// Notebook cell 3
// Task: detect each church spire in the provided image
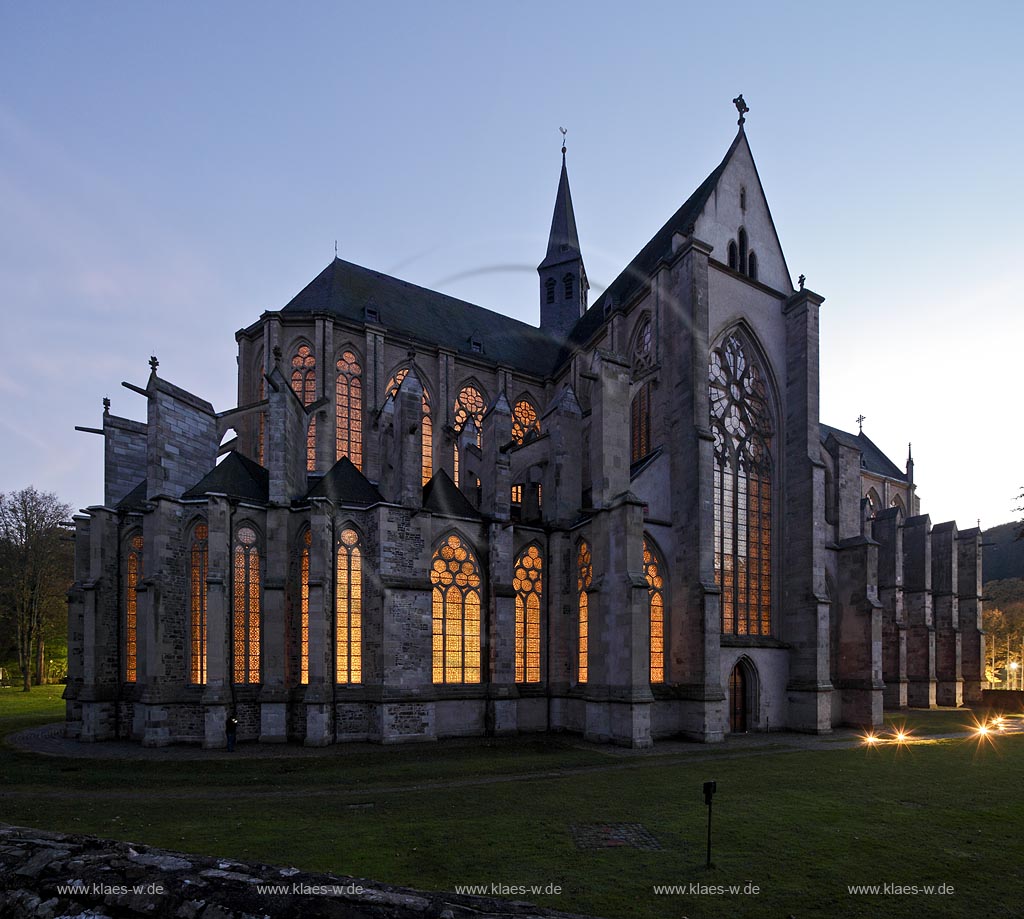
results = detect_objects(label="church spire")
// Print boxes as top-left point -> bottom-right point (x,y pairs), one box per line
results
538,133 -> 588,342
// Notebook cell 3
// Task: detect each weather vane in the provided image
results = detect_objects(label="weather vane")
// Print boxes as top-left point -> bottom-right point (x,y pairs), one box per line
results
732,94 -> 749,126
560,126 -> 567,155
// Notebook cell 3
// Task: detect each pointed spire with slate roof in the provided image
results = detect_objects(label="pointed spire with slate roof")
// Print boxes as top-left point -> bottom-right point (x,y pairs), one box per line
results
538,137 -> 589,343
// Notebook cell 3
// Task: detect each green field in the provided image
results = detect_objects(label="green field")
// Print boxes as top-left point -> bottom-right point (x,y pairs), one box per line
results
2,687 -> 1022,919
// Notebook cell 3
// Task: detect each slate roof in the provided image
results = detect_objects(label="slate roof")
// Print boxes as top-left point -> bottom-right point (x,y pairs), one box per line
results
422,470 -> 482,519
116,479 -> 148,511
182,452 -> 270,503
820,424 -> 907,481
539,153 -> 584,271
306,456 -> 384,507
281,258 -> 563,378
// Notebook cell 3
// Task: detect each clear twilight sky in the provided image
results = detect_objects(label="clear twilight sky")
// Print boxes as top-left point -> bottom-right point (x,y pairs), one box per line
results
1,2 -> 1021,529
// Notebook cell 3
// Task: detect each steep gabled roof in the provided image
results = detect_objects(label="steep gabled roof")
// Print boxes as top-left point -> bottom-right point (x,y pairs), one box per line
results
182,451 -> 270,502
306,456 -> 383,507
539,153 -> 584,271
422,470 -> 482,519
280,258 -> 563,378
820,424 -> 907,481
563,131 -> 742,355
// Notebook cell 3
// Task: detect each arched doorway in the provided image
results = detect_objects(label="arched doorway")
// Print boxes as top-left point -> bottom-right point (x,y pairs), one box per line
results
729,661 -> 754,733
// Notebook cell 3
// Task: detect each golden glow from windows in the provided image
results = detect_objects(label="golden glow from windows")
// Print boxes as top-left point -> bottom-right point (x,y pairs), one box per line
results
577,540 -> 592,684
511,484 -> 523,505
453,385 -> 484,486
386,369 -> 432,485
190,524 -> 208,684
300,530 -> 311,684
631,381 -> 652,464
511,399 -> 540,445
336,351 -> 363,469
233,526 -> 261,684
125,534 -> 143,682
710,334 -> 772,637
430,534 -> 481,683
514,545 -> 542,683
644,538 -> 665,683
337,527 -> 362,683
291,344 -> 317,472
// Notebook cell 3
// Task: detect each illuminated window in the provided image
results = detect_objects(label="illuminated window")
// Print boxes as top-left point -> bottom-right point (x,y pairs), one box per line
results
300,530 -> 310,684
233,526 -> 261,684
291,344 -> 317,472
577,540 -> 592,683
430,534 -> 482,684
710,333 -> 772,636
511,399 -> 540,445
125,534 -> 143,682
511,484 -> 523,505
337,528 -> 362,683
514,545 -> 543,683
453,385 -> 485,486
386,369 -> 432,485
631,382 -> 652,463
335,350 -> 363,468
644,538 -> 665,683
190,524 -> 208,684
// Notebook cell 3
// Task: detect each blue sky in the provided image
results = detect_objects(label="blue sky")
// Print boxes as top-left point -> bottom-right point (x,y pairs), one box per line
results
1,1 -> 1021,528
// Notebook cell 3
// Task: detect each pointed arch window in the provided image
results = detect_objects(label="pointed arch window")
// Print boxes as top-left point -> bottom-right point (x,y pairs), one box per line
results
300,530 -> 311,684
125,533 -> 143,682
386,369 -> 432,485
190,523 -> 208,684
233,526 -> 261,684
291,344 -> 317,472
577,540 -> 592,684
336,528 -> 362,683
453,385 -> 485,487
335,350 -> 363,469
710,333 -> 773,636
631,382 -> 652,463
728,241 -> 738,270
545,277 -> 556,304
738,228 -> 748,275
430,534 -> 482,684
511,399 -> 540,445
747,251 -> 758,281
644,538 -> 665,683
514,545 -> 543,683
564,273 -> 574,300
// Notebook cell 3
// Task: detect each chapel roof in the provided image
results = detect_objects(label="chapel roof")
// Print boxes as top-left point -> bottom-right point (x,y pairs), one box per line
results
182,451 -> 270,503
306,456 -> 384,507
422,469 -> 482,519
820,424 -> 907,482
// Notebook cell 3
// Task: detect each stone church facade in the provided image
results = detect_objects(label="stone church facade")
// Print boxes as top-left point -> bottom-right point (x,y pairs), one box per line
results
65,112 -> 985,748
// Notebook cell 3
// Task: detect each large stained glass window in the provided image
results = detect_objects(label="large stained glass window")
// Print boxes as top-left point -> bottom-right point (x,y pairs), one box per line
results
710,333 -> 773,636
644,538 -> 665,683
337,528 -> 362,683
513,545 -> 543,683
233,526 -> 261,684
386,369 -> 432,485
190,523 -> 208,684
291,344 -> 317,472
335,350 -> 363,469
125,534 -> 143,682
577,540 -> 592,684
511,399 -> 540,446
453,385 -> 485,487
631,382 -> 652,463
300,530 -> 310,684
430,534 -> 481,684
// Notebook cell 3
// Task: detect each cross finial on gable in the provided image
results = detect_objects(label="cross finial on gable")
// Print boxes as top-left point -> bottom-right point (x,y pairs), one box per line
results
102,396 -> 111,415
856,414 -> 866,434
732,94 -> 749,126
149,355 -> 159,373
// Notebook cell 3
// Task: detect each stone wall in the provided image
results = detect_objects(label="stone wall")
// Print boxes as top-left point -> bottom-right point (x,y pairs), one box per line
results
0,825 -> 590,919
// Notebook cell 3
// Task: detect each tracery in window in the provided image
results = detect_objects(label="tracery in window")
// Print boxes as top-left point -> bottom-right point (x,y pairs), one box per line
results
430,534 -> 481,684
386,369 -> 432,485
632,319 -> 654,375
644,538 -> 665,683
190,523 -> 208,684
453,385 -> 485,486
335,351 -> 363,469
233,526 -> 261,684
300,530 -> 310,684
291,344 -> 317,471
511,399 -> 540,445
337,527 -> 362,683
577,540 -> 592,684
710,333 -> 772,637
513,545 -> 543,683
125,534 -> 143,682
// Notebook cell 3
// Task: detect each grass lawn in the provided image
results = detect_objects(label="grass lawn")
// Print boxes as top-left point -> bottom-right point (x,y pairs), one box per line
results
2,688 -> 1022,919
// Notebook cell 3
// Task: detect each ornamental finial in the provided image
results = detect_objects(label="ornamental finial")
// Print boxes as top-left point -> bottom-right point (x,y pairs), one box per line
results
732,94 -> 749,126
149,355 -> 159,373
559,126 -> 567,157
102,396 -> 111,414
